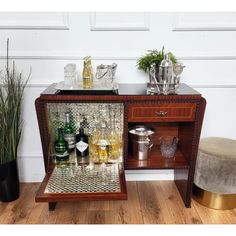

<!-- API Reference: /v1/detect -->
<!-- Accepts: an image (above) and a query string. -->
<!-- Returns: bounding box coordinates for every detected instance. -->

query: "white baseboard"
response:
[17,155,175,183]
[125,170,174,181]
[17,156,45,183]
[19,173,174,183]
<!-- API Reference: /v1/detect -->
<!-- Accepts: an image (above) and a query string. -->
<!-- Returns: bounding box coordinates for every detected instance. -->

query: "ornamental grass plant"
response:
[0,39,29,165]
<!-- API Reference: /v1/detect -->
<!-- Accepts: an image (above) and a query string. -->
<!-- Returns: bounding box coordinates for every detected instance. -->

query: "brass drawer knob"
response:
[155,111,168,117]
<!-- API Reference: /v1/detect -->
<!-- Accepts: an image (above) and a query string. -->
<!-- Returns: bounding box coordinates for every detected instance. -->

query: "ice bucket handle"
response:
[145,137,153,150]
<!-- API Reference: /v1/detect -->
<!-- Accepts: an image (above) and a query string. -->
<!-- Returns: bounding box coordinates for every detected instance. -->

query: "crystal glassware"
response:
[160,136,179,158]
[64,64,77,88]
[95,63,117,88]
[173,61,185,91]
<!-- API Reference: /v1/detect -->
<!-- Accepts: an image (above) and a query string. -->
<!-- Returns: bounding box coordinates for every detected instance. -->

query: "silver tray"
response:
[55,81,119,91]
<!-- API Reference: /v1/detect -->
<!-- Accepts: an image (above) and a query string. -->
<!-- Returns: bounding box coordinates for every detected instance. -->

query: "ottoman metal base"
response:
[193,184,236,210]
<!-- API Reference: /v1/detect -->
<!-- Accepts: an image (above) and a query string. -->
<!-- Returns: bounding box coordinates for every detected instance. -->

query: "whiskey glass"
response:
[160,136,179,158]
[64,64,77,88]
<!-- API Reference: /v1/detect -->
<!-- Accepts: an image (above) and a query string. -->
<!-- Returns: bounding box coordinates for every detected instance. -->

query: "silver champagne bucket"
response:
[129,126,155,160]
[95,63,117,87]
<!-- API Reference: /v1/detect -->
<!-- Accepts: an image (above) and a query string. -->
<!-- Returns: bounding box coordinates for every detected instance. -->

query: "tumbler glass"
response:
[160,136,179,158]
[64,63,77,88]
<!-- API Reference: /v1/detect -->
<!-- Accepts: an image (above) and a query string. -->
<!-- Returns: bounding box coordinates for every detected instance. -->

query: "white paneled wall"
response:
[0,12,236,182]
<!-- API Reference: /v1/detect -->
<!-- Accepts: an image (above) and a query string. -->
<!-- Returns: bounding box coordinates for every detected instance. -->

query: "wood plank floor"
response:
[0,181,235,224]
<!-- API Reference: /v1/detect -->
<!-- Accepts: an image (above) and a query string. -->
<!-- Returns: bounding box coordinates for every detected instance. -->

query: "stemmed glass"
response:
[173,62,185,91]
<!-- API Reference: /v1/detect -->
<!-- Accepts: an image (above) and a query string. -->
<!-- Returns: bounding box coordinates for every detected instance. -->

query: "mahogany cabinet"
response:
[35,83,206,210]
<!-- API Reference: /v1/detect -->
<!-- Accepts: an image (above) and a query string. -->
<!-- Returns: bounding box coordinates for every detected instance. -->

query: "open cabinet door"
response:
[35,163,127,205]
[35,164,127,210]
[35,97,127,210]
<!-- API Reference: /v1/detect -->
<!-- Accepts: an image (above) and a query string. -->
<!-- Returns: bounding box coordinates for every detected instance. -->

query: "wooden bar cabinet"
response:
[35,83,206,210]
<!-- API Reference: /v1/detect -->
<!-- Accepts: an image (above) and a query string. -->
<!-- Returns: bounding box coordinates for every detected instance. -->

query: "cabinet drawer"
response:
[128,103,196,122]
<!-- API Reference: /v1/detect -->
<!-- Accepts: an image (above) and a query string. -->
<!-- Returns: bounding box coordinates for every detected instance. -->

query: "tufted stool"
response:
[193,137,236,209]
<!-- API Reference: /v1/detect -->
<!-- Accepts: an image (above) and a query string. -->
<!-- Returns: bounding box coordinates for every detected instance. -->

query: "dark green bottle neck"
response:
[57,129,64,140]
[79,128,84,135]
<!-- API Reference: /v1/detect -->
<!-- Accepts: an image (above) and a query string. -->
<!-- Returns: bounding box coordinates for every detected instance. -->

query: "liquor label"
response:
[100,144,109,151]
[56,151,69,158]
[64,134,76,148]
[76,141,88,152]
[97,140,109,151]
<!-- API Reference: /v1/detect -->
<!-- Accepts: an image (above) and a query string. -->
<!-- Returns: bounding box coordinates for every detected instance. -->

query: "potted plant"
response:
[137,47,177,74]
[0,39,29,202]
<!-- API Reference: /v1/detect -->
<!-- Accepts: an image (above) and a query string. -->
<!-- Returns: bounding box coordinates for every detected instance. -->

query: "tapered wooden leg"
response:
[48,202,57,211]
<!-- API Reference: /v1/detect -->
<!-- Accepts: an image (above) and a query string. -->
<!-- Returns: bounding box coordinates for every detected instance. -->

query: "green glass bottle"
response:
[64,112,76,152]
[55,128,69,161]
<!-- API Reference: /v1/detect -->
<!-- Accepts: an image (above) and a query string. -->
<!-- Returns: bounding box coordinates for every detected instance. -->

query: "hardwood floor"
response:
[0,181,235,224]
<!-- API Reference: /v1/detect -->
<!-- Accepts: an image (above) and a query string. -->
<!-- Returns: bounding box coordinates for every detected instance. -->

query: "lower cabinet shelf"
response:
[125,146,189,170]
[35,163,127,203]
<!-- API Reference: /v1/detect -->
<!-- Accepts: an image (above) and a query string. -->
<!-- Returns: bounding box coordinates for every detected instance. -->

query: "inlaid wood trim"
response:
[128,103,196,122]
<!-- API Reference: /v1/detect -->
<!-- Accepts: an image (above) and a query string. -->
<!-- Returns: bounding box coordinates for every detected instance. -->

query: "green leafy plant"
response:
[0,39,30,165]
[137,47,177,73]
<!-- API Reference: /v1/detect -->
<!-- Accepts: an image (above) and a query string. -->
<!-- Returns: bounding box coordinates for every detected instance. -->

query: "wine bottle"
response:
[64,112,76,152]
[55,128,69,161]
[82,56,93,89]
[76,125,89,157]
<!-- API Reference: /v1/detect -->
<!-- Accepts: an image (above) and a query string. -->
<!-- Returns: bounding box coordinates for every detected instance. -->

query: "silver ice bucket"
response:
[129,125,155,160]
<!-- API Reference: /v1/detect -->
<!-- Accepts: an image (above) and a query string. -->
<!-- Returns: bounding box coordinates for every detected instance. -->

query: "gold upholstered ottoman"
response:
[193,137,236,209]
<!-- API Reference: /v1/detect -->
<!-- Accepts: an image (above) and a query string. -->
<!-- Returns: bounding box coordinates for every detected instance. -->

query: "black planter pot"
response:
[0,159,20,202]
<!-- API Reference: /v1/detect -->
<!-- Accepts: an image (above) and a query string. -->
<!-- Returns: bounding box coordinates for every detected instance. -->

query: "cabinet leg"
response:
[48,202,57,211]
[174,169,192,208]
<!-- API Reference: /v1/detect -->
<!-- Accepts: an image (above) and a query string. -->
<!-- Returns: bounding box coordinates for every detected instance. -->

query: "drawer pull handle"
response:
[155,111,167,117]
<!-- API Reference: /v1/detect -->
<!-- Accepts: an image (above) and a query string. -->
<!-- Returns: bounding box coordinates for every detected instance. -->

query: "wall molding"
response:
[90,12,150,31]
[1,54,236,61]
[0,12,69,30]
[173,12,236,31]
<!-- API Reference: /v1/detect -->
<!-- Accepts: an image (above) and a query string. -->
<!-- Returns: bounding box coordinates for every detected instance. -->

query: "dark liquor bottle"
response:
[64,112,76,152]
[55,128,69,161]
[76,125,89,158]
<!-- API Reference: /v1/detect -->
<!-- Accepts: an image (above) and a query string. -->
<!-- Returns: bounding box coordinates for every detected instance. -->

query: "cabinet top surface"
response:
[40,83,201,97]
[118,83,200,96]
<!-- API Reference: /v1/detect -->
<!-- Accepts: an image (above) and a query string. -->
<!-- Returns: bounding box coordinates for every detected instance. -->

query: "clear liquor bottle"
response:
[96,121,110,163]
[89,123,99,163]
[109,118,121,162]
